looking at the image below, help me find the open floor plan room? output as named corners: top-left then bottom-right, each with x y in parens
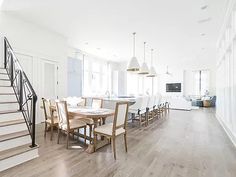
top-left (1, 109), bottom-right (236, 177)
top-left (0, 0), bottom-right (236, 177)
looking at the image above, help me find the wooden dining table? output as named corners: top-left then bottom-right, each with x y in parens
top-left (49, 105), bottom-right (115, 153)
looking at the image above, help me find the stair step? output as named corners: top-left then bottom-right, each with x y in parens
top-left (0, 93), bottom-right (15, 95)
top-left (0, 73), bottom-right (7, 75)
top-left (0, 85), bottom-right (14, 93)
top-left (0, 130), bottom-right (29, 142)
top-left (0, 144), bottom-right (38, 161)
top-left (0, 85), bottom-right (11, 87)
top-left (0, 94), bottom-right (17, 102)
top-left (0, 79), bottom-right (10, 86)
top-left (0, 112), bottom-right (23, 122)
top-left (0, 119), bottom-right (25, 127)
top-left (0, 101), bottom-right (18, 104)
top-left (0, 102), bottom-right (19, 111)
top-left (0, 110), bottom-right (20, 115)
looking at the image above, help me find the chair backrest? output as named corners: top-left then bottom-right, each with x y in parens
top-left (63, 97), bottom-right (85, 107)
top-left (42, 98), bottom-right (52, 120)
top-left (155, 94), bottom-right (161, 106)
top-left (78, 97), bottom-right (87, 106)
top-left (56, 101), bottom-right (70, 130)
top-left (129, 97), bottom-right (142, 110)
top-left (141, 96), bottom-right (149, 110)
top-left (147, 96), bottom-right (155, 109)
top-left (113, 102), bottom-right (129, 133)
top-left (92, 98), bottom-right (103, 108)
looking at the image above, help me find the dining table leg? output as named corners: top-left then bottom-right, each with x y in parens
top-left (85, 117), bottom-right (110, 153)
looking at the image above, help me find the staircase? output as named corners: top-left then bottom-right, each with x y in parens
top-left (0, 38), bottom-right (39, 172)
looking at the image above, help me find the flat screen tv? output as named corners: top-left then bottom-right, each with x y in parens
top-left (166, 83), bottom-right (181, 92)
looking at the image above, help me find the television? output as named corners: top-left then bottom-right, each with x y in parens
top-left (166, 83), bottom-right (181, 92)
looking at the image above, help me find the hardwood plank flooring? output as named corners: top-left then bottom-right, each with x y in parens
top-left (1, 109), bottom-right (236, 177)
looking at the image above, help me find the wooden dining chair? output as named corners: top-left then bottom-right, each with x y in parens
top-left (56, 100), bottom-right (87, 149)
top-left (94, 102), bottom-right (129, 160)
top-left (78, 97), bottom-right (103, 143)
top-left (42, 98), bottom-right (58, 141)
top-left (147, 96), bottom-right (156, 125)
top-left (91, 98), bottom-right (103, 109)
top-left (78, 97), bottom-right (87, 106)
top-left (131, 96), bottom-right (149, 127)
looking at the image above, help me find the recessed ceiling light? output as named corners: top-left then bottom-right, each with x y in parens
top-left (201, 5), bottom-right (208, 10)
top-left (201, 33), bottom-right (206, 36)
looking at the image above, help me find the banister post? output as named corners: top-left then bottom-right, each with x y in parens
top-left (4, 39), bottom-right (7, 68)
top-left (10, 54), bottom-right (13, 86)
top-left (19, 71), bottom-right (23, 110)
top-left (30, 96), bottom-right (37, 147)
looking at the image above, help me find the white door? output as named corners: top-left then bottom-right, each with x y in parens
top-left (42, 60), bottom-right (58, 99)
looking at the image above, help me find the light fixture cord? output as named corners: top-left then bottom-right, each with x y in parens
top-left (133, 32), bottom-right (136, 57)
top-left (151, 49), bottom-right (153, 66)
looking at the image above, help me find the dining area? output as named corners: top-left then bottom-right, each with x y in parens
top-left (41, 95), bottom-right (169, 160)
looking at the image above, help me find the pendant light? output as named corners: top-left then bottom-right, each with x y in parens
top-left (138, 42), bottom-right (149, 74)
top-left (147, 49), bottom-right (157, 77)
top-left (127, 32), bottom-right (140, 72)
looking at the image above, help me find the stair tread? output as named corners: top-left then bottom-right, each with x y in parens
top-left (0, 144), bottom-right (38, 161)
top-left (0, 119), bottom-right (25, 127)
top-left (0, 73), bottom-right (7, 75)
top-left (0, 93), bottom-right (15, 95)
top-left (0, 130), bottom-right (29, 142)
top-left (0, 110), bottom-right (21, 115)
top-left (0, 101), bottom-right (18, 104)
top-left (0, 86), bottom-right (12, 87)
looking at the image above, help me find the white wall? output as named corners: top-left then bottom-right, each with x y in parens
top-left (216, 0), bottom-right (236, 146)
top-left (158, 67), bottom-right (184, 97)
top-left (0, 12), bottom-right (68, 123)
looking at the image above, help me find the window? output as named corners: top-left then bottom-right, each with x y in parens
top-left (194, 70), bottom-right (210, 96)
top-left (127, 73), bottom-right (154, 95)
top-left (83, 57), bottom-right (109, 96)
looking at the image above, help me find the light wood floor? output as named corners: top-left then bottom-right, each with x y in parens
top-left (1, 109), bottom-right (236, 177)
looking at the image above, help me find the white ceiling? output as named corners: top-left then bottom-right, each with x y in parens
top-left (1, 0), bottom-right (228, 69)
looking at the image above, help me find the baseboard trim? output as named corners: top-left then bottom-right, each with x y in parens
top-left (169, 108), bottom-right (191, 111)
top-left (216, 114), bottom-right (236, 148)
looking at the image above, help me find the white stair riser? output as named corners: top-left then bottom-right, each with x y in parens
top-left (0, 113), bottom-right (23, 122)
top-left (0, 86), bottom-right (14, 93)
top-left (0, 74), bottom-right (9, 80)
top-left (0, 69), bottom-right (7, 74)
top-left (0, 123), bottom-right (27, 136)
top-left (0, 80), bottom-right (10, 86)
top-left (0, 135), bottom-right (31, 152)
top-left (0, 148), bottom-right (38, 172)
top-left (0, 103), bottom-right (19, 110)
top-left (0, 95), bottom-right (17, 102)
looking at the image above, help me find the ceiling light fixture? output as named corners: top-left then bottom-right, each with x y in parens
top-left (138, 42), bottom-right (149, 75)
top-left (127, 32), bottom-right (140, 72)
top-left (165, 66), bottom-right (172, 76)
top-left (147, 49), bottom-right (157, 77)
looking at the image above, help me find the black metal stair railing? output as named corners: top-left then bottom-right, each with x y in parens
top-left (4, 37), bottom-right (37, 147)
